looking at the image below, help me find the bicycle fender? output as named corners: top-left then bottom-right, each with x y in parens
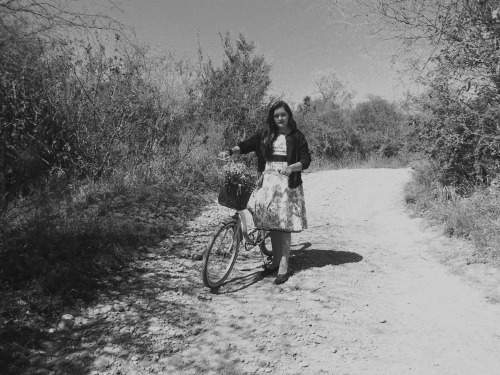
top-left (220, 214), bottom-right (239, 225)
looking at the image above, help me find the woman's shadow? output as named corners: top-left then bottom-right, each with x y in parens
top-left (213, 241), bottom-right (362, 294)
top-left (290, 241), bottom-right (363, 271)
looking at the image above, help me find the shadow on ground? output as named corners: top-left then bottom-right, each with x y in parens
top-left (2, 239), bottom-right (363, 374)
top-left (1, 249), bottom-right (212, 375)
top-left (212, 241), bottom-right (363, 295)
top-left (0, 190), bottom-right (213, 375)
top-left (212, 271), bottom-right (263, 295)
top-left (290, 241), bottom-right (363, 271)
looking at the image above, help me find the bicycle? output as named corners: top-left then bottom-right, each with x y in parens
top-left (201, 159), bottom-right (273, 289)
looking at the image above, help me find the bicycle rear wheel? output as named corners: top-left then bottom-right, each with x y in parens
top-left (259, 231), bottom-right (273, 257)
top-left (202, 222), bottom-right (241, 288)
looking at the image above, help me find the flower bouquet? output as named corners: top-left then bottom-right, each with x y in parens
top-left (218, 161), bottom-right (257, 210)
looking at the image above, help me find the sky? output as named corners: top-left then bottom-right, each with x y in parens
top-left (111, 0), bottom-right (410, 105)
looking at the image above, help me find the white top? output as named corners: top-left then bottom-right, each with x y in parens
top-left (273, 134), bottom-right (287, 156)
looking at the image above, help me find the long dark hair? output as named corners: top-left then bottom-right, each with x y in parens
top-left (262, 100), bottom-right (297, 159)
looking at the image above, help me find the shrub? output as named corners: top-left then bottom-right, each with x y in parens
top-left (405, 161), bottom-right (500, 264)
top-left (196, 33), bottom-right (272, 146)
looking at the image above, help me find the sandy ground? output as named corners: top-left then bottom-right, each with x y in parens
top-left (181, 168), bottom-right (500, 375)
top-left (25, 168), bottom-right (500, 375)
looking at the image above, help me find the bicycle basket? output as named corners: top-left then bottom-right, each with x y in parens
top-left (218, 162), bottom-right (256, 210)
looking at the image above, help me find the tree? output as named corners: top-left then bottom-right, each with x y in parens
top-left (329, 0), bottom-right (500, 185)
top-left (0, 1), bottom-right (153, 207)
top-left (196, 33), bottom-right (272, 144)
top-left (0, 0), bottom-right (124, 43)
top-left (296, 77), bottom-right (363, 160)
top-left (351, 95), bottom-right (406, 156)
top-left (314, 72), bottom-right (355, 108)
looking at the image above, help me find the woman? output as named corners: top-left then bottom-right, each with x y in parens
top-left (219, 100), bottom-right (311, 284)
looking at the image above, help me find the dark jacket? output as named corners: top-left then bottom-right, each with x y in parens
top-left (238, 127), bottom-right (311, 188)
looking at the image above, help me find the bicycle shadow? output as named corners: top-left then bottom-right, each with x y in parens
top-left (212, 271), bottom-right (264, 294)
top-left (212, 241), bottom-right (362, 294)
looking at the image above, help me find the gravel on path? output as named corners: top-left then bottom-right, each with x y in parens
top-left (22, 168), bottom-right (500, 375)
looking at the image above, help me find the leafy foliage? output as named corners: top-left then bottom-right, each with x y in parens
top-left (296, 74), bottom-right (407, 162)
top-left (0, 31), bottom-right (77, 207)
top-left (0, 1), bottom-right (274, 313)
top-left (0, 5), bottom-right (276, 354)
top-left (196, 33), bottom-right (272, 145)
top-left (399, 1), bottom-right (500, 187)
top-left (328, 0), bottom-right (500, 186)
top-left (351, 95), bottom-right (406, 157)
top-left (405, 160), bottom-right (500, 263)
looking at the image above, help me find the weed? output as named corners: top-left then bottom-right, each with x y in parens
top-left (0, 162), bottom-right (211, 328)
top-left (405, 162), bottom-right (500, 266)
top-left (308, 154), bottom-right (411, 173)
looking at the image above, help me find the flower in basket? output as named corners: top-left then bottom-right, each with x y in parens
top-left (221, 162), bottom-right (256, 191)
top-left (218, 162), bottom-right (257, 210)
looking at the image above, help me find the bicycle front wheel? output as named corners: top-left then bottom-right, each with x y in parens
top-left (202, 222), bottom-right (241, 288)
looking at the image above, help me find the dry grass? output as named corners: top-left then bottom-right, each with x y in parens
top-left (0, 181), bottom-right (205, 375)
top-left (308, 154), bottom-right (410, 172)
top-left (0, 158), bottom-right (218, 331)
top-left (404, 162), bottom-right (500, 265)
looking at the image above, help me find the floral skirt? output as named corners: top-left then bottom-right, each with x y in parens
top-left (247, 161), bottom-right (307, 232)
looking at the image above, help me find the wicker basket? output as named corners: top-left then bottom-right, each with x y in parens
top-left (217, 166), bottom-right (256, 210)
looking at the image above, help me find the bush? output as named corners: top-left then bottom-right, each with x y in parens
top-left (296, 93), bottom-right (408, 165)
top-left (409, 98), bottom-right (500, 189)
top-left (405, 161), bottom-right (500, 264)
top-left (0, 24), bottom-right (272, 322)
top-left (0, 35), bottom-right (78, 208)
top-left (196, 33), bottom-right (271, 146)
top-left (350, 95), bottom-right (406, 156)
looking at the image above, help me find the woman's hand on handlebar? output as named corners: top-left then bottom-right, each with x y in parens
top-left (218, 150), bottom-right (230, 159)
top-left (218, 146), bottom-right (240, 159)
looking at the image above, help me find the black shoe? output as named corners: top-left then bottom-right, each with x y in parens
top-left (261, 264), bottom-right (279, 277)
top-left (275, 269), bottom-right (293, 285)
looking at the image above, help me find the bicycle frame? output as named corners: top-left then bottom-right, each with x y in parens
top-left (214, 156), bottom-right (271, 255)
top-left (224, 210), bottom-right (266, 249)
top-left (239, 209), bottom-right (255, 245)
top-left (201, 157), bottom-right (273, 288)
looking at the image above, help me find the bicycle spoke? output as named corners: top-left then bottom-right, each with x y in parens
top-left (202, 222), bottom-right (240, 288)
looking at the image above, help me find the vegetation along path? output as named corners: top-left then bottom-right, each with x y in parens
top-left (26, 169), bottom-right (500, 375)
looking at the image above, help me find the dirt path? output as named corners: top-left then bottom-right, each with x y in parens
top-left (182, 168), bottom-right (500, 375)
top-left (25, 168), bottom-right (500, 375)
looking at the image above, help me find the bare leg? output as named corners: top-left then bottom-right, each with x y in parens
top-left (270, 230), bottom-right (291, 274)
